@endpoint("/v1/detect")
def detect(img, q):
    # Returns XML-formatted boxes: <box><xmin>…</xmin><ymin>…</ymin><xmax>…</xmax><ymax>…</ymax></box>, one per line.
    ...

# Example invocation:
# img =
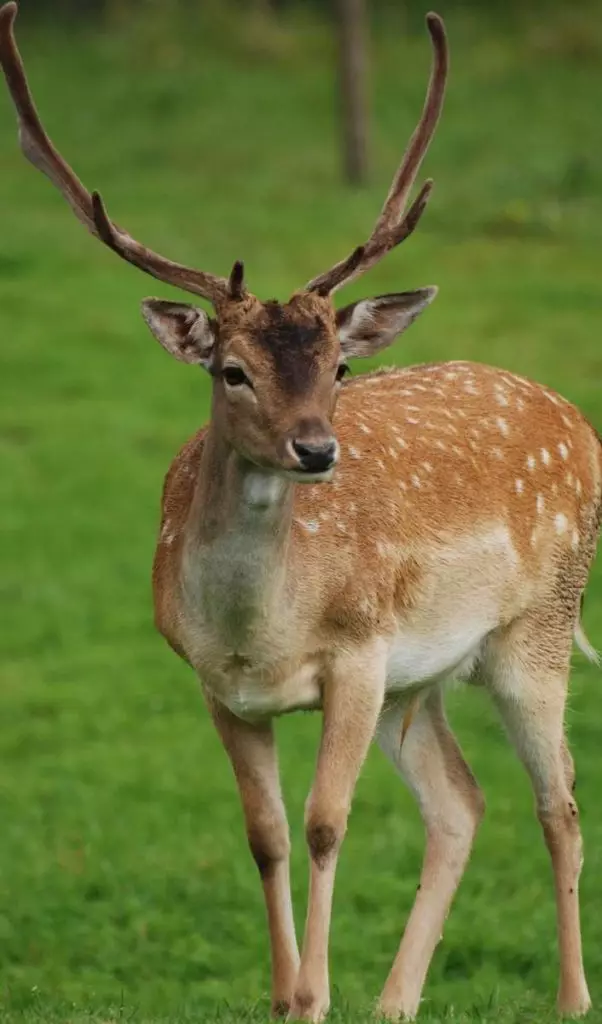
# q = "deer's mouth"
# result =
<box><xmin>281</xmin><ymin>467</ymin><xmax>336</xmax><ymax>485</ymax></box>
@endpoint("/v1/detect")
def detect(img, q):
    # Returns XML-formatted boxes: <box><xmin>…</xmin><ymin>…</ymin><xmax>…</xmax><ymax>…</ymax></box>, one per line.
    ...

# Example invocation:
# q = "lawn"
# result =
<box><xmin>1</xmin><ymin>3</ymin><xmax>602</xmax><ymax>1022</ymax></box>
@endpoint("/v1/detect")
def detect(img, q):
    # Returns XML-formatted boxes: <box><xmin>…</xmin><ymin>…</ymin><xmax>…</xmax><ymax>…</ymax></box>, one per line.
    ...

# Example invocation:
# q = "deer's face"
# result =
<box><xmin>213</xmin><ymin>293</ymin><xmax>344</xmax><ymax>480</ymax></box>
<box><xmin>142</xmin><ymin>287</ymin><xmax>437</xmax><ymax>481</ymax></box>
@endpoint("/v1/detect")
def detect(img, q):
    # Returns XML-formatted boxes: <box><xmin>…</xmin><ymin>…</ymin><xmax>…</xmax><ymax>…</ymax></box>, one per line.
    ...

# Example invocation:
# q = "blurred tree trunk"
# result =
<box><xmin>337</xmin><ymin>0</ymin><xmax>369</xmax><ymax>185</ymax></box>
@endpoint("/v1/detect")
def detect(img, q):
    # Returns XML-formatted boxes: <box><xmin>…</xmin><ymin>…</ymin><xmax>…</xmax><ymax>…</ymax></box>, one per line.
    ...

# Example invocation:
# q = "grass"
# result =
<box><xmin>2</xmin><ymin>3</ymin><xmax>602</xmax><ymax>1022</ymax></box>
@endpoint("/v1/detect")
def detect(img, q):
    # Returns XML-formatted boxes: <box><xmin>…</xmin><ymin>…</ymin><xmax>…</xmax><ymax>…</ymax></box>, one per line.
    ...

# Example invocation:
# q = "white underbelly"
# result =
<box><xmin>384</xmin><ymin>525</ymin><xmax>519</xmax><ymax>690</ymax></box>
<box><xmin>384</xmin><ymin>619</ymin><xmax>489</xmax><ymax>691</ymax></box>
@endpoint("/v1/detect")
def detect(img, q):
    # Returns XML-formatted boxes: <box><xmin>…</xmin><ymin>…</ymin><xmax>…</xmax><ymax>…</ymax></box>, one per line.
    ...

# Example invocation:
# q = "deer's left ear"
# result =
<box><xmin>336</xmin><ymin>287</ymin><xmax>438</xmax><ymax>358</ymax></box>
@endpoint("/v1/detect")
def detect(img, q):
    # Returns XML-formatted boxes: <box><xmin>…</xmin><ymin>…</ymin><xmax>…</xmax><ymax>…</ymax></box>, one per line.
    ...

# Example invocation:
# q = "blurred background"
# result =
<box><xmin>2</xmin><ymin>2</ymin><xmax>602</xmax><ymax>1022</ymax></box>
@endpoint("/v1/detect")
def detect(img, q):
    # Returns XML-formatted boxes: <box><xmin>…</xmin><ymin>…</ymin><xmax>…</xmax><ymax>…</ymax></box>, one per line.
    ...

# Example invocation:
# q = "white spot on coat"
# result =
<box><xmin>555</xmin><ymin>513</ymin><xmax>568</xmax><ymax>534</ymax></box>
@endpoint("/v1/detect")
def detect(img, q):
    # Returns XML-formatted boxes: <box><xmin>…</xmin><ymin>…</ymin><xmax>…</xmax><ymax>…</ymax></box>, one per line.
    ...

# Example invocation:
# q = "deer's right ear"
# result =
<box><xmin>141</xmin><ymin>299</ymin><xmax>217</xmax><ymax>369</ymax></box>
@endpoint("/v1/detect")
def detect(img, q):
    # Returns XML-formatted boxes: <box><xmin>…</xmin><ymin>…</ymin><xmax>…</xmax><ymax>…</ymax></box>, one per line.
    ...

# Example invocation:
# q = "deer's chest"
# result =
<box><xmin>176</xmin><ymin>529</ymin><xmax>321</xmax><ymax>720</ymax></box>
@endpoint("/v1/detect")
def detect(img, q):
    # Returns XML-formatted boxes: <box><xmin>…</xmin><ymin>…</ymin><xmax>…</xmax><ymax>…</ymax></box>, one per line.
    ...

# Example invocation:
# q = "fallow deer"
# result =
<box><xmin>1</xmin><ymin>3</ymin><xmax>599</xmax><ymax>1019</ymax></box>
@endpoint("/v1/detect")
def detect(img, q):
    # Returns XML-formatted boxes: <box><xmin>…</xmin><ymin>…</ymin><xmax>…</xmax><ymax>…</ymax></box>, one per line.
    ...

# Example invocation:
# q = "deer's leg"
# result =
<box><xmin>288</xmin><ymin>643</ymin><xmax>387</xmax><ymax>1022</ymax></box>
<box><xmin>375</xmin><ymin>687</ymin><xmax>485</xmax><ymax>1020</ymax></box>
<box><xmin>486</xmin><ymin>612</ymin><xmax>591</xmax><ymax>1017</ymax></box>
<box><xmin>208</xmin><ymin>697</ymin><xmax>299</xmax><ymax>1018</ymax></box>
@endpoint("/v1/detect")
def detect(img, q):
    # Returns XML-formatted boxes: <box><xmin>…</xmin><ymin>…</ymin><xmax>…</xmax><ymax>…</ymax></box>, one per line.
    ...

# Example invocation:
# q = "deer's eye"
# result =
<box><xmin>222</xmin><ymin>365</ymin><xmax>251</xmax><ymax>388</ymax></box>
<box><xmin>336</xmin><ymin>363</ymin><xmax>350</xmax><ymax>382</ymax></box>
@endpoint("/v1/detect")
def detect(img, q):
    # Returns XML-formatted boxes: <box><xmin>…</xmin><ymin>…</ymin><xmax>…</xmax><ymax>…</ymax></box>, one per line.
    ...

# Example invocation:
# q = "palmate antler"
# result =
<box><xmin>0</xmin><ymin>1</ymin><xmax>239</xmax><ymax>306</ymax></box>
<box><xmin>0</xmin><ymin>3</ymin><xmax>448</xmax><ymax>304</ymax></box>
<box><xmin>306</xmin><ymin>13</ymin><xmax>449</xmax><ymax>296</ymax></box>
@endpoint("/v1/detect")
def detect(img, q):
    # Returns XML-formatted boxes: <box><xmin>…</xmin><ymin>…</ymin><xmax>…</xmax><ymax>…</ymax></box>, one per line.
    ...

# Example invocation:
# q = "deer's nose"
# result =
<box><xmin>291</xmin><ymin>437</ymin><xmax>339</xmax><ymax>474</ymax></box>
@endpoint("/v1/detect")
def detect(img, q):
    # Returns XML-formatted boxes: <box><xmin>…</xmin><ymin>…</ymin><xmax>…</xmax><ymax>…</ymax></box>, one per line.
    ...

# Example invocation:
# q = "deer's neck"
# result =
<box><xmin>181</xmin><ymin>425</ymin><xmax>295</xmax><ymax>651</ymax></box>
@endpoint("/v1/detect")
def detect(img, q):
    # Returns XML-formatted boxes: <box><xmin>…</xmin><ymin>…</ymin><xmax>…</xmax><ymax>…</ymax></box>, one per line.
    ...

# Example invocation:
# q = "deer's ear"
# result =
<box><xmin>336</xmin><ymin>288</ymin><xmax>437</xmax><ymax>358</ymax></box>
<box><xmin>141</xmin><ymin>299</ymin><xmax>217</xmax><ymax>369</ymax></box>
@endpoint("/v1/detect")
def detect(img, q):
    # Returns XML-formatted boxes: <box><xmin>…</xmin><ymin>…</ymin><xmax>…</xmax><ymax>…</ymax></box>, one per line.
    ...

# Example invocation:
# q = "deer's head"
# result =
<box><xmin>0</xmin><ymin>2</ymin><xmax>447</xmax><ymax>482</ymax></box>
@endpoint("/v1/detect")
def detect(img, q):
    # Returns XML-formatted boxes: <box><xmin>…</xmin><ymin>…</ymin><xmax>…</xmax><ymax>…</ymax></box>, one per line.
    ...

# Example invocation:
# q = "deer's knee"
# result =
<box><xmin>305</xmin><ymin>802</ymin><xmax>348</xmax><ymax>868</ymax></box>
<box><xmin>247</xmin><ymin>809</ymin><xmax>290</xmax><ymax>878</ymax></box>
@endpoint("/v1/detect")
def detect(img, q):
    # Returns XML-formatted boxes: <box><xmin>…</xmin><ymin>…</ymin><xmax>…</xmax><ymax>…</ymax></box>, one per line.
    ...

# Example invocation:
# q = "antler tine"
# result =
<box><xmin>372</xmin><ymin>13</ymin><xmax>448</xmax><ymax>239</ymax></box>
<box><xmin>307</xmin><ymin>179</ymin><xmax>433</xmax><ymax>297</ymax></box>
<box><xmin>306</xmin><ymin>12</ymin><xmax>448</xmax><ymax>297</ymax></box>
<box><xmin>0</xmin><ymin>2</ymin><xmax>233</xmax><ymax>307</ymax></box>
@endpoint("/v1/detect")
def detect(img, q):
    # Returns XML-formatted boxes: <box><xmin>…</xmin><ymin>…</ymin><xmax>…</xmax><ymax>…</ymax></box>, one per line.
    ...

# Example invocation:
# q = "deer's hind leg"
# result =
<box><xmin>483</xmin><ymin>603</ymin><xmax>591</xmax><ymax>1017</ymax></box>
<box><xmin>375</xmin><ymin>687</ymin><xmax>485</xmax><ymax>1020</ymax></box>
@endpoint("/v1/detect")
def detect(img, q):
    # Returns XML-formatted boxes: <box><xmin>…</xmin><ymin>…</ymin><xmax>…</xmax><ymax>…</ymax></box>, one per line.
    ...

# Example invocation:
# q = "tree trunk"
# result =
<box><xmin>337</xmin><ymin>0</ymin><xmax>369</xmax><ymax>185</ymax></box>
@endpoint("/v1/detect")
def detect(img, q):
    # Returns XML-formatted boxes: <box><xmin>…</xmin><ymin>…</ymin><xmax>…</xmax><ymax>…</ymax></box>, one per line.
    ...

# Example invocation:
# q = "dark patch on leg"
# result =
<box><xmin>247</xmin><ymin>824</ymin><xmax>289</xmax><ymax>879</ymax></box>
<box><xmin>306</xmin><ymin>822</ymin><xmax>339</xmax><ymax>867</ymax></box>
<box><xmin>249</xmin><ymin>838</ymin><xmax>277</xmax><ymax>878</ymax></box>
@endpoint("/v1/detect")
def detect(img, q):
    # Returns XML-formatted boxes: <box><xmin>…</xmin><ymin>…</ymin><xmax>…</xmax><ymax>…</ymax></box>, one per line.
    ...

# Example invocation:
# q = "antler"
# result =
<box><xmin>306</xmin><ymin>12</ymin><xmax>448</xmax><ymax>297</ymax></box>
<box><xmin>0</xmin><ymin>2</ymin><xmax>239</xmax><ymax>307</ymax></box>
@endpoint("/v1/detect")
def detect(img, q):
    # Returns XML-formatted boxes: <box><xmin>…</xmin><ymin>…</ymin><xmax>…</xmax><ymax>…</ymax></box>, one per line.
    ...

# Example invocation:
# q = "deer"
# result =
<box><xmin>1</xmin><ymin>2</ymin><xmax>599</xmax><ymax>1019</ymax></box>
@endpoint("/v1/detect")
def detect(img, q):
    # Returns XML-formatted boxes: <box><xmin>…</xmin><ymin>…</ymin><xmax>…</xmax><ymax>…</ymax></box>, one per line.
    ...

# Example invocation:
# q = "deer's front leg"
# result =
<box><xmin>207</xmin><ymin>695</ymin><xmax>300</xmax><ymax>1017</ymax></box>
<box><xmin>289</xmin><ymin>643</ymin><xmax>387</xmax><ymax>1022</ymax></box>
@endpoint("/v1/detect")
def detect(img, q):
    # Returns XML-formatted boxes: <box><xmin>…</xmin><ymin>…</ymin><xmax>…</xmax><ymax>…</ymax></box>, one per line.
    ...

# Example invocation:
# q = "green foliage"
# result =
<box><xmin>1</xmin><ymin>6</ymin><xmax>602</xmax><ymax>1023</ymax></box>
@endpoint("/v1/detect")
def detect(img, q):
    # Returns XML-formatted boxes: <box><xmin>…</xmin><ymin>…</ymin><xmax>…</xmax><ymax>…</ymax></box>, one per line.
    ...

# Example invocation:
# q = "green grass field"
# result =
<box><xmin>2</xmin><ymin>4</ymin><xmax>602</xmax><ymax>1022</ymax></box>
